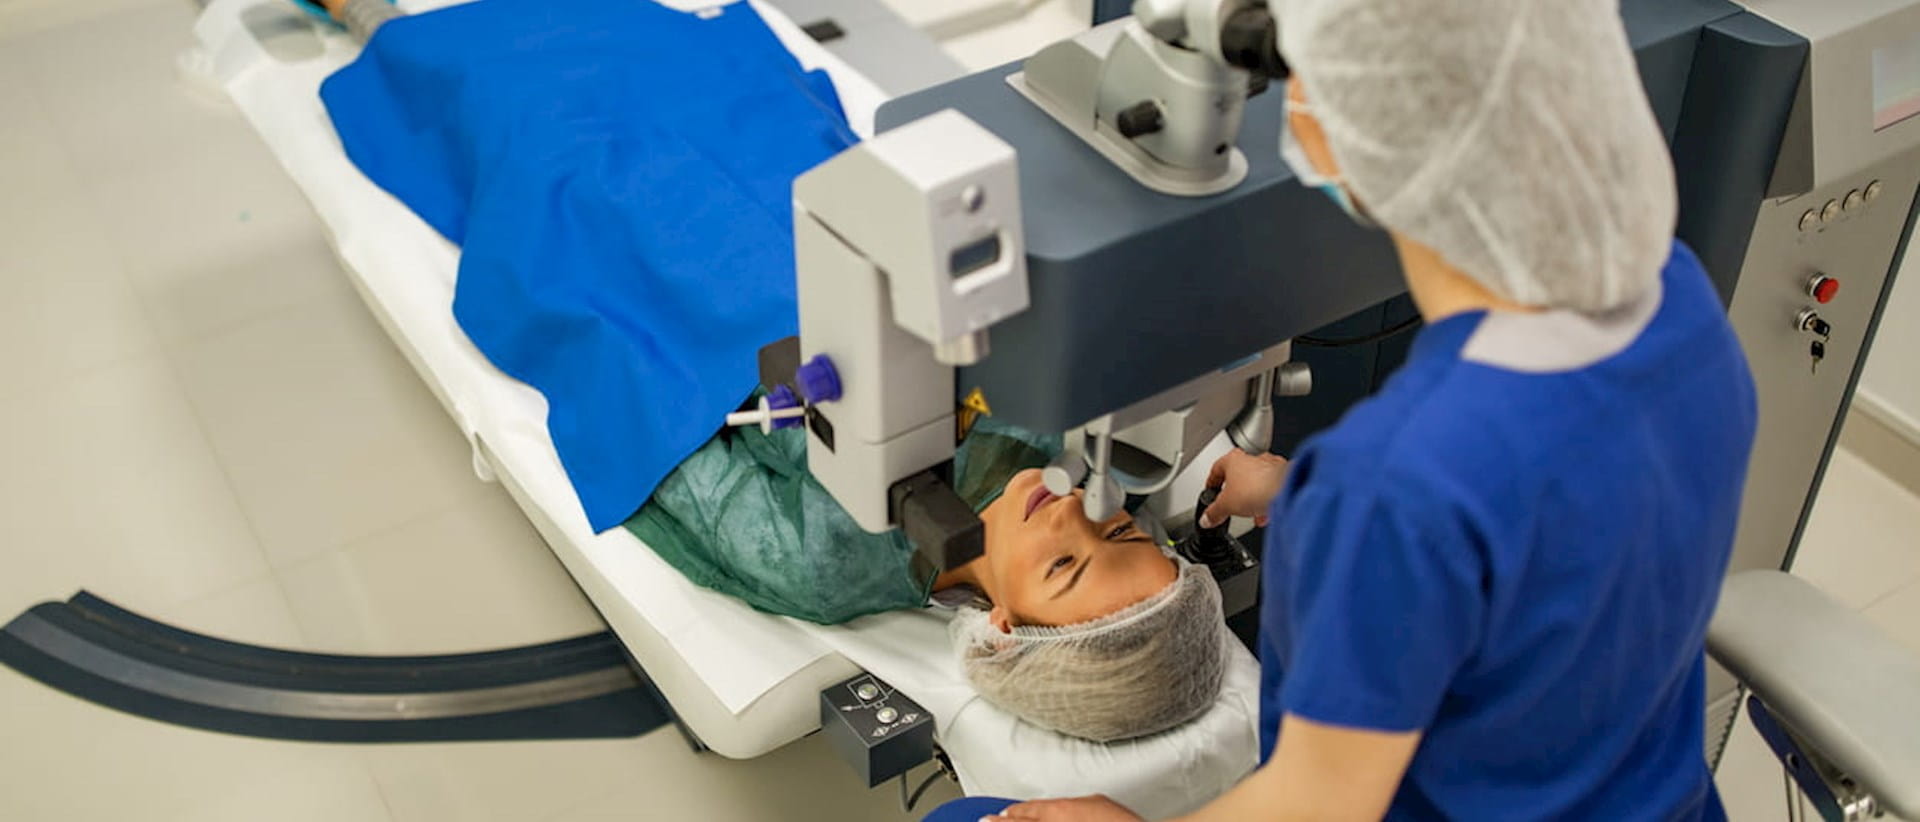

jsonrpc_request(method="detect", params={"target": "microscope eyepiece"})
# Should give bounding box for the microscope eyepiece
[1219,5,1289,80]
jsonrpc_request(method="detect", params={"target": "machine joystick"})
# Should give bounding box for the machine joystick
[1175,486,1261,616]
[1180,487,1241,565]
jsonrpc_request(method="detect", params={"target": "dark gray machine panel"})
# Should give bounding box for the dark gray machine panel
[876,1,1807,434]
[1672,13,1812,302]
[880,65,1403,432]
[1623,0,1753,144]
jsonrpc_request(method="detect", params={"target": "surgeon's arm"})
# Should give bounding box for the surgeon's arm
[988,717,1416,822]
[1173,714,1418,822]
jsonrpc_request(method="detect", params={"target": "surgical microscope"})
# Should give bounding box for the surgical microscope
[764,0,1298,614]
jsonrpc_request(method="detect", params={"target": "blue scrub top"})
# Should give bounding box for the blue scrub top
[1258,241,1754,820]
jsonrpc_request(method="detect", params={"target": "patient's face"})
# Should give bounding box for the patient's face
[976,468,1179,629]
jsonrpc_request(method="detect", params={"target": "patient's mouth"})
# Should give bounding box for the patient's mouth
[1025,485,1057,522]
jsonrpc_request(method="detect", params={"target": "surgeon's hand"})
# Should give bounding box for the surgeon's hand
[984,795,1143,822]
[1200,449,1290,529]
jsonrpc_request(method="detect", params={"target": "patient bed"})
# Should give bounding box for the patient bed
[187,0,1260,813]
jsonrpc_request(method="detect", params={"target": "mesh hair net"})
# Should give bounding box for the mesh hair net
[951,557,1229,742]
[1274,0,1677,312]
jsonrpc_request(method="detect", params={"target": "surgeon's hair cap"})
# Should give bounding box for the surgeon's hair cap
[950,558,1228,742]
[1274,0,1677,312]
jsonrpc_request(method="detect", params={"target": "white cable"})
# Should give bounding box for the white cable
[723,407,804,426]
[724,397,806,434]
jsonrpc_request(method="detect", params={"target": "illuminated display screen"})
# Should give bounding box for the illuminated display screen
[1875,32,1920,130]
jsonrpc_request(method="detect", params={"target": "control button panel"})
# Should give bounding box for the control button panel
[1797,181,1887,232]
[819,673,935,788]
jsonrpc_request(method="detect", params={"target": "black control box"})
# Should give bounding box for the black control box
[819,673,935,788]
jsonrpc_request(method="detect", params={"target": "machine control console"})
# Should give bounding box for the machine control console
[820,673,936,788]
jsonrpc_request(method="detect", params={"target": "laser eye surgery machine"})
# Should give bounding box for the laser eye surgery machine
[772,0,1307,576]
[779,0,1920,815]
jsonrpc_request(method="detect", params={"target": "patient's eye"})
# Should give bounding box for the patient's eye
[1105,523,1133,541]
[1047,555,1073,577]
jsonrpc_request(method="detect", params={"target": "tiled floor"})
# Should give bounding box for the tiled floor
[0,0,1915,820]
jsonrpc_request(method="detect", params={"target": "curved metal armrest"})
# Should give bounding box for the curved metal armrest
[1707,570,1920,820]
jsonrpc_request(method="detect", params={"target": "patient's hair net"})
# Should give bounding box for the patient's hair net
[1274,0,1677,312]
[951,558,1228,742]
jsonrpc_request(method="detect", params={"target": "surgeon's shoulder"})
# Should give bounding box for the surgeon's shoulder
[1287,372,1465,489]
[1282,410,1494,549]
[1305,370,1556,516]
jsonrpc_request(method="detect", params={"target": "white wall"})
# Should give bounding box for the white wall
[1859,239,1920,442]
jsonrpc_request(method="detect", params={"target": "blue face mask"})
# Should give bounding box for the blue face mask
[1313,180,1364,221]
[1279,106,1374,227]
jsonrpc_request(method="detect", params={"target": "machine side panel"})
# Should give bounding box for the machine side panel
[1620,0,1740,143]
[1704,161,1918,705]
[1673,14,1811,303]
[1724,161,1918,583]
[1782,174,1920,573]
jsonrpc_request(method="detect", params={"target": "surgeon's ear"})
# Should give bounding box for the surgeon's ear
[989,603,1013,634]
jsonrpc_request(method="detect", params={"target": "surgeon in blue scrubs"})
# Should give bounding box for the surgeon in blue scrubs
[975,0,1758,819]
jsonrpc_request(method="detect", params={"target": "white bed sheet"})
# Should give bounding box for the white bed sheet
[188,1,1258,812]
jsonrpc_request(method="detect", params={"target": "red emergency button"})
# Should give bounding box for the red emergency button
[1808,274,1840,304]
